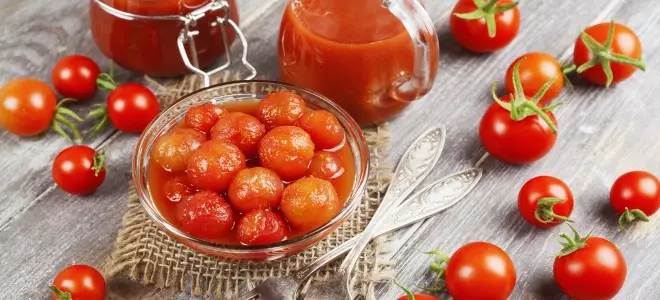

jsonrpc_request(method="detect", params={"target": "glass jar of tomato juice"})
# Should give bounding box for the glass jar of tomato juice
[90,0,244,77]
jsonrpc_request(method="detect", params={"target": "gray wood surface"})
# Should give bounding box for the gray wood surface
[1,0,659,299]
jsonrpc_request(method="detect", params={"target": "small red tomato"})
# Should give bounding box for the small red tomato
[52,145,106,195]
[610,171,660,230]
[186,140,246,191]
[505,53,564,105]
[51,55,101,100]
[397,294,439,300]
[210,112,267,157]
[184,103,227,133]
[256,91,306,127]
[51,264,106,300]
[296,110,345,150]
[280,177,341,232]
[163,176,195,203]
[151,128,207,172]
[106,83,160,133]
[307,151,345,180]
[259,126,315,181]
[0,78,57,137]
[228,167,284,213]
[176,190,235,240]
[445,242,516,300]
[237,209,288,246]
[518,176,574,228]
[553,226,627,300]
[573,22,644,87]
[450,0,520,53]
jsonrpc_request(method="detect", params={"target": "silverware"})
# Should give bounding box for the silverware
[236,167,482,300]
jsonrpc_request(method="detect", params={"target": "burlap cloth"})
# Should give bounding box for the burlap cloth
[107,73,394,299]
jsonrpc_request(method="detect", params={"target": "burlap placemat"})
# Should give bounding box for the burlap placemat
[107,73,393,299]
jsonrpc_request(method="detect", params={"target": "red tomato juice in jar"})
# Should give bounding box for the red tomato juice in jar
[278,0,439,124]
[90,0,238,76]
[146,101,356,245]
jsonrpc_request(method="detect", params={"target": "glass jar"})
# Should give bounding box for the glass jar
[90,0,241,77]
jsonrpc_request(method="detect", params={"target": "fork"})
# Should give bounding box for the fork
[236,167,483,300]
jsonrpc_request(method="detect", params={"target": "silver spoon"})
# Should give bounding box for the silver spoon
[236,167,482,300]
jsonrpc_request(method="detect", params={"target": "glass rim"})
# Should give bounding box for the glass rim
[91,0,231,22]
[132,80,371,253]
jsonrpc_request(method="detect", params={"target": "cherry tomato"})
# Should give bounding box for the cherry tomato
[184,103,227,133]
[106,83,160,133]
[228,167,284,213]
[610,171,660,230]
[450,0,520,53]
[0,78,57,136]
[444,242,516,300]
[296,110,345,150]
[210,112,267,157]
[553,227,627,300]
[51,55,101,100]
[479,95,558,164]
[307,151,345,180]
[236,209,288,246]
[518,176,574,228]
[397,294,439,300]
[256,91,306,128]
[52,145,106,195]
[176,190,235,240]
[51,264,106,300]
[573,22,644,87]
[152,127,206,172]
[505,53,564,104]
[186,140,246,191]
[163,176,195,203]
[280,177,341,232]
[259,126,315,181]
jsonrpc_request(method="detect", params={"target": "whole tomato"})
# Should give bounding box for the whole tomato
[573,21,645,87]
[553,226,627,300]
[518,176,574,228]
[52,55,101,100]
[0,78,57,137]
[505,52,564,104]
[450,0,520,53]
[52,145,106,195]
[103,83,160,133]
[51,264,106,300]
[610,171,660,230]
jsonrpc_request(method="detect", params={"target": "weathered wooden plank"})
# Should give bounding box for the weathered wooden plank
[377,0,660,298]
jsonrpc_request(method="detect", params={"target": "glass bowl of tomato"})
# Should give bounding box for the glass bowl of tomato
[132,81,370,260]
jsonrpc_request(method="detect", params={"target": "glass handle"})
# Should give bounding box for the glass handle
[385,0,439,101]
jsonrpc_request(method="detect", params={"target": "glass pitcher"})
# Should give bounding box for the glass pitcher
[278,0,439,125]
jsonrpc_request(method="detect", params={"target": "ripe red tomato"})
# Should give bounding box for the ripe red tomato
[0,78,57,136]
[505,53,564,105]
[553,227,627,300]
[450,0,520,53]
[52,145,106,195]
[610,171,660,230]
[573,22,645,87]
[51,264,106,300]
[106,83,160,133]
[479,94,558,164]
[51,55,101,100]
[518,176,574,228]
[397,294,439,300]
[445,242,516,300]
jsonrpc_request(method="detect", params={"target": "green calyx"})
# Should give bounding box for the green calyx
[535,197,573,224]
[455,0,519,38]
[97,62,117,91]
[618,207,650,231]
[394,281,415,300]
[492,59,560,134]
[556,224,590,257]
[50,286,72,300]
[51,99,83,144]
[86,104,109,137]
[424,249,450,279]
[93,150,106,176]
[577,21,646,88]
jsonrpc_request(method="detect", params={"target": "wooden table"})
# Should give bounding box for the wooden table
[2,0,659,299]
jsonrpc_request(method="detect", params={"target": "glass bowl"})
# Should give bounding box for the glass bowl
[132,80,370,260]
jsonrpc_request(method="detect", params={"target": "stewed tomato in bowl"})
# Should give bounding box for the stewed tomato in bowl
[132,81,369,260]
